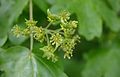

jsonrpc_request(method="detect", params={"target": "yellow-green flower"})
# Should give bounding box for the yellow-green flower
[59,10,70,23]
[68,21,78,28]
[25,19,37,27]
[33,26,45,42]
[11,25,22,38]
[61,38,76,59]
[50,33,63,47]
[47,9,59,22]
[40,45,58,62]
[22,28,30,35]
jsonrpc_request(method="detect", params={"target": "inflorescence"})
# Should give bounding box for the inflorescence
[11,9,80,62]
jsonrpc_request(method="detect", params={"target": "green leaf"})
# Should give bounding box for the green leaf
[0,46,68,77]
[0,0,28,38]
[107,0,120,12]
[8,31,28,45]
[0,35,7,47]
[75,0,102,40]
[46,0,55,5]
[50,0,102,40]
[82,43,120,77]
[33,0,49,13]
[63,60,83,77]
[93,0,120,32]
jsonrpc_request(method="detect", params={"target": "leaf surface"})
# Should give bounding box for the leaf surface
[0,0,28,38]
[0,46,68,77]
[82,43,120,77]
[0,35,7,47]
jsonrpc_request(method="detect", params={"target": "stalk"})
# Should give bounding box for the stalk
[29,0,33,52]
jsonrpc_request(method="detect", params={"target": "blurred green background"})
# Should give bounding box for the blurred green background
[0,0,120,77]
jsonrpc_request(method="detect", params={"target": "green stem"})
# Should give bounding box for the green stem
[29,0,33,52]
[30,28,33,52]
[29,0,33,20]
[48,29,64,35]
[53,45,58,52]
[46,22,52,29]
[45,32,50,45]
[55,28,62,32]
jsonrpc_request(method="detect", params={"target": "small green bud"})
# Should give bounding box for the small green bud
[64,52,72,59]
[73,35,80,42]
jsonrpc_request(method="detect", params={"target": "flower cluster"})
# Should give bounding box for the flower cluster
[11,9,80,62]
[33,26,45,42]
[40,45,58,62]
[11,25,22,37]
[61,35,80,59]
